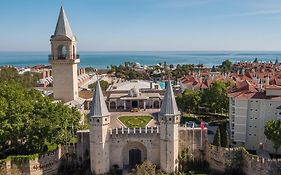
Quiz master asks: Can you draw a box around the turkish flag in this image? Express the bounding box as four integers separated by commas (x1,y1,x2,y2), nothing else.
200,122,204,130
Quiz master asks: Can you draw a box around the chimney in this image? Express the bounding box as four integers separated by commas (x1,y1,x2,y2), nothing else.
266,76,270,86
241,68,245,75
258,79,263,92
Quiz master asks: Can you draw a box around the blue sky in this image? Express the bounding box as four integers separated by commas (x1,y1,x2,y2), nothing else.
1,0,281,51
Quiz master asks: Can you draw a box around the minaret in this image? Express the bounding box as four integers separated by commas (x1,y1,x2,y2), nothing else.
159,81,180,173
49,6,80,102
89,80,110,174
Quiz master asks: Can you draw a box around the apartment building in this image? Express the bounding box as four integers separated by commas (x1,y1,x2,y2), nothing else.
228,80,281,154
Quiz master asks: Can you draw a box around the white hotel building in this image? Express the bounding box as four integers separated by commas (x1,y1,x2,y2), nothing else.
228,80,281,154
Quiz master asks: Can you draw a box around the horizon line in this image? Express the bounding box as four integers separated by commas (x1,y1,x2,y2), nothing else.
1,50,281,52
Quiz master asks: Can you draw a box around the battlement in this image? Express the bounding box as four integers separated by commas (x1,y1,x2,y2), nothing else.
109,126,160,136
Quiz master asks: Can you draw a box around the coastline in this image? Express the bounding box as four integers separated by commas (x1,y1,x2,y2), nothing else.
1,51,281,68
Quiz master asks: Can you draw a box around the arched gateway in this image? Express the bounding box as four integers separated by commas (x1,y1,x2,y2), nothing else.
122,142,147,168
88,80,180,174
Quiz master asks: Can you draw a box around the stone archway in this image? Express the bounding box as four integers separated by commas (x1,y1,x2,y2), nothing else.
129,148,141,168
154,101,160,108
132,100,138,108
110,101,116,110
122,142,147,169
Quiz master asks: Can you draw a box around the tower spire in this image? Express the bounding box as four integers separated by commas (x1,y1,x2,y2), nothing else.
89,80,110,117
53,6,74,39
160,80,180,116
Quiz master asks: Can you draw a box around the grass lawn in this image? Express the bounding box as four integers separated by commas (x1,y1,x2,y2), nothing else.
118,115,152,128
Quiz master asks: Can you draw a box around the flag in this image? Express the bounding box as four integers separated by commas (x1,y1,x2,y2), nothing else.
200,122,204,130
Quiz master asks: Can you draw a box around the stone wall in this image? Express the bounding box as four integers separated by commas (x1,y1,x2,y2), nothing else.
179,127,207,159
205,144,281,175
0,148,62,175
109,128,160,169
76,127,209,171
76,130,90,163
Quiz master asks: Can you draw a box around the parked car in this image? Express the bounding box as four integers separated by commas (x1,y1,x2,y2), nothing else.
131,108,140,112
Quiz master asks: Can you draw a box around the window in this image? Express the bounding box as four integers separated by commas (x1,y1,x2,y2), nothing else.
57,45,68,59
97,119,100,123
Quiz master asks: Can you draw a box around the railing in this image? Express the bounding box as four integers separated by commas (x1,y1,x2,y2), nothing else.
109,126,160,135
48,54,80,60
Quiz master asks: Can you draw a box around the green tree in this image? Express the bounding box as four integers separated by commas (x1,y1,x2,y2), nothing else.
88,80,109,91
176,90,202,113
221,59,232,73
220,122,228,147
213,128,221,146
253,58,258,63
0,81,81,157
264,119,281,154
129,160,166,175
0,67,41,88
85,67,94,73
202,80,229,114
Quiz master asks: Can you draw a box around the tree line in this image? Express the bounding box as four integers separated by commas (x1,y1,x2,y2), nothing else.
176,80,231,114
0,68,81,159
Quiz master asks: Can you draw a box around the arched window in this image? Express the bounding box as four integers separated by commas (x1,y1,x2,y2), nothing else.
73,45,76,57
57,45,68,59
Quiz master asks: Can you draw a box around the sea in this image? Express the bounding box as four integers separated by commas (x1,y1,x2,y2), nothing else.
1,51,281,69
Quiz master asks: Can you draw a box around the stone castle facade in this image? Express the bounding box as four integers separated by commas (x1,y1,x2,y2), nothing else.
87,80,181,174
50,6,206,175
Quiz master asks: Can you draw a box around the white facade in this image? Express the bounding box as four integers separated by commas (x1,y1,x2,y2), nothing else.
229,89,281,154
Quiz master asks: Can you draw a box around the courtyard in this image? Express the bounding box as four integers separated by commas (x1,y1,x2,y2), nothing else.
109,109,159,128
118,115,152,128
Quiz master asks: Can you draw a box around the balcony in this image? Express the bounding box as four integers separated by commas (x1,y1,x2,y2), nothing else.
48,54,80,64
48,54,80,61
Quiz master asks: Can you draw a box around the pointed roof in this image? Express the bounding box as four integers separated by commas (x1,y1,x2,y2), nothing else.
89,80,110,118
275,58,279,65
53,6,74,39
159,81,180,116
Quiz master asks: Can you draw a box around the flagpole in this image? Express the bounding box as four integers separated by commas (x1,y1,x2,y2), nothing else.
192,123,194,160
200,127,202,150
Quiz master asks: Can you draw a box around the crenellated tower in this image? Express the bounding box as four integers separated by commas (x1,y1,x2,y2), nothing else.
89,80,110,174
159,81,181,173
49,6,80,102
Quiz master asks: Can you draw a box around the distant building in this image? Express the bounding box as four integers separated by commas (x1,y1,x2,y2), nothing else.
228,80,281,154
106,79,164,110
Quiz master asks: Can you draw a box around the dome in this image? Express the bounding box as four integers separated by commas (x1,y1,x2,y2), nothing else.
129,87,140,97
